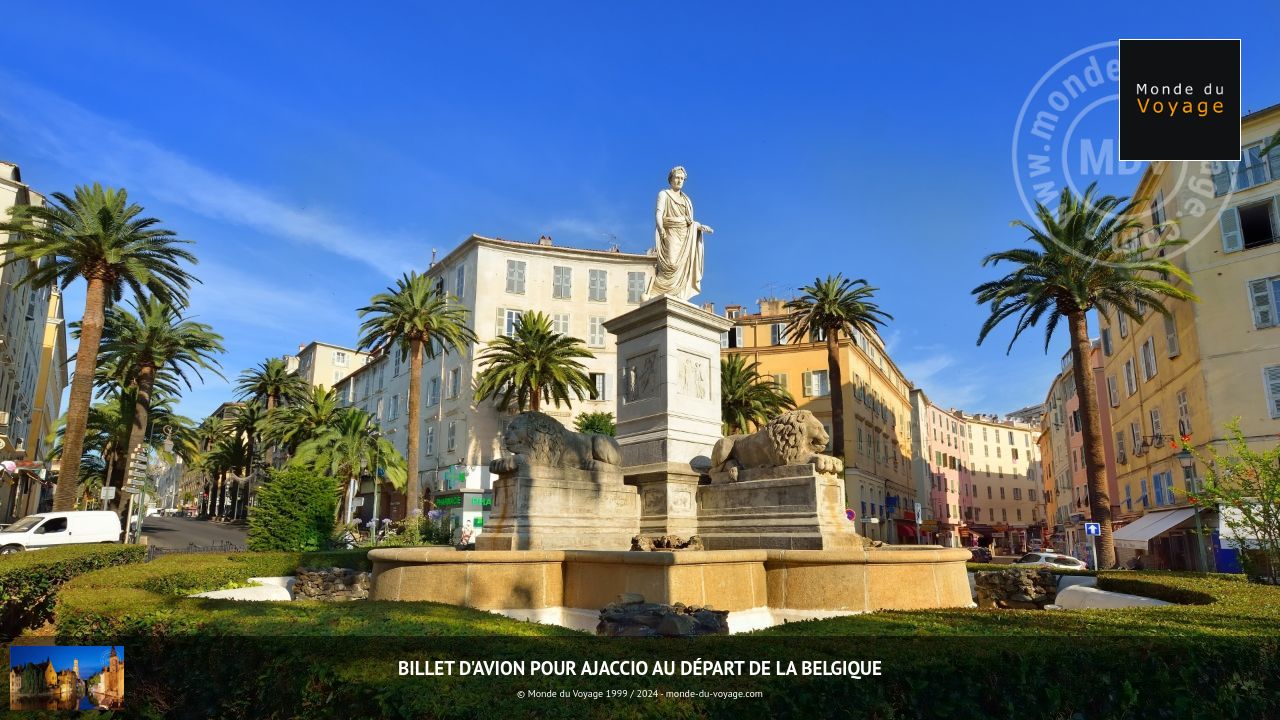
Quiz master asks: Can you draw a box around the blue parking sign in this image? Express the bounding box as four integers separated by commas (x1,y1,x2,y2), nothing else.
1085,522,1101,536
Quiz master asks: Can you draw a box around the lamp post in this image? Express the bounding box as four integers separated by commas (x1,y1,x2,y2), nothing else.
1178,447,1208,573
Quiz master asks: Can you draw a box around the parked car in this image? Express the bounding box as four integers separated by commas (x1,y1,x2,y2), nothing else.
969,547,993,563
1012,552,1088,570
0,511,123,553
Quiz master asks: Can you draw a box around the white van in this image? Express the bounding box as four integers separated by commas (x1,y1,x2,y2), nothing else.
0,511,123,553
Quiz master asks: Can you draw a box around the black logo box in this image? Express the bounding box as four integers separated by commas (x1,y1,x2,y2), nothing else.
1119,39,1241,162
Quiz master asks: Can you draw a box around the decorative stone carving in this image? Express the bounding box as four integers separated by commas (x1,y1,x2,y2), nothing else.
677,351,708,399
630,534,704,551
489,411,623,474
597,594,729,637
710,410,844,482
623,351,659,402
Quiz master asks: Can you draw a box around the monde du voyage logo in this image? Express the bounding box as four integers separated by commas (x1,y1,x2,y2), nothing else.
1119,39,1240,161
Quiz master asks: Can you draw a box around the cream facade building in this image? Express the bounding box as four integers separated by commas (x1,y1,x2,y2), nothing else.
1096,103,1280,570
333,234,656,523
720,299,915,543
0,162,63,522
286,341,368,390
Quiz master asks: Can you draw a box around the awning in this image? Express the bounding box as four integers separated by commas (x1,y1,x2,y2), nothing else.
897,522,917,538
1112,508,1197,549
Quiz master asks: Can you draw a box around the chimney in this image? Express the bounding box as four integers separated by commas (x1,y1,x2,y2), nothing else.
701,302,715,314
429,248,438,267
538,235,553,246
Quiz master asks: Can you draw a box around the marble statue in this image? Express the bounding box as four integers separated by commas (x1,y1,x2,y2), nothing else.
710,410,845,481
489,411,623,474
646,166,714,302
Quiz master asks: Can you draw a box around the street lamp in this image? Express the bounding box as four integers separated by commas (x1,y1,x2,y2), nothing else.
1178,447,1208,573
369,429,382,546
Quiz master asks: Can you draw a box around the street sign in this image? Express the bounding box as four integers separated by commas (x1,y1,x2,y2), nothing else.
352,496,365,507
914,502,922,520
1085,522,1101,536
100,487,117,501
123,487,141,495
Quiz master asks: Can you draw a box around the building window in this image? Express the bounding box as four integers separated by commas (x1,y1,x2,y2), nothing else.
1124,484,1132,511
589,316,606,348
1130,422,1141,453
1116,431,1127,462
627,272,646,303
770,323,787,345
1248,276,1280,328
505,260,526,294
589,372,608,401
454,265,466,298
1163,314,1180,357
802,370,830,397
1100,327,1113,356
1106,375,1119,407
1154,472,1166,506
809,327,826,343
1000,487,1005,500
553,266,572,298
1117,313,1129,338
987,486,992,499
588,269,607,301
428,377,440,406
448,367,461,399
553,313,570,336
425,426,436,456
1140,337,1158,381
496,308,523,337
1176,390,1191,435
1213,143,1279,196
1012,448,1019,461
389,394,399,420
447,421,457,452
1266,365,1280,419
1029,489,1036,501
1002,508,1008,522
1220,196,1280,253
773,373,788,392
333,351,348,366
1123,358,1138,396
1013,488,1022,501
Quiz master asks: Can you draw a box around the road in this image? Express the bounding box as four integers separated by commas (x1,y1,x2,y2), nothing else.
141,515,247,550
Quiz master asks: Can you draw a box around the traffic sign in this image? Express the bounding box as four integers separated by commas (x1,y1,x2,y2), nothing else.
123,487,142,495
100,487,117,501
1085,522,1101,536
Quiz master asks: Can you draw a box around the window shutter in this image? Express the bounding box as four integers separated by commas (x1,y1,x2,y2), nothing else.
1249,279,1275,328
1212,161,1232,195
1164,314,1180,357
802,371,812,397
1107,376,1119,407
1269,147,1280,184
1154,475,1165,505
1220,208,1243,253
1266,366,1280,419
495,308,506,337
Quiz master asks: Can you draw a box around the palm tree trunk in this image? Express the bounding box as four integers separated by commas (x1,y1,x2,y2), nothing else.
1068,309,1115,568
406,339,423,517
825,331,845,459
529,383,541,413
54,277,108,511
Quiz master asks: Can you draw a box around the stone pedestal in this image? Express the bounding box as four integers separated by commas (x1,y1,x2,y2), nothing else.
696,464,863,550
475,465,639,551
604,298,733,535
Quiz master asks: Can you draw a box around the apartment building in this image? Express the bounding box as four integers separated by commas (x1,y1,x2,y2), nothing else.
960,412,1044,555
720,299,916,543
333,234,656,524
1098,103,1280,570
0,163,64,521
910,390,968,547
286,341,369,390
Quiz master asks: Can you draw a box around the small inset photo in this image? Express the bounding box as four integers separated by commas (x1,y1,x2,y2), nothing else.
8,645,124,711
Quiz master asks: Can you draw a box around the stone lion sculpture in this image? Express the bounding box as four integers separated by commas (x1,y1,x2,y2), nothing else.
489,411,623,474
710,410,844,481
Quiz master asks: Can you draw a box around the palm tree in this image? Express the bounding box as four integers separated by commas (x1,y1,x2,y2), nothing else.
263,386,342,456
973,183,1197,569
227,401,267,475
720,355,797,435
474,311,595,413
292,408,407,524
784,275,893,460
1,184,197,510
236,358,307,412
357,271,474,517
96,297,223,507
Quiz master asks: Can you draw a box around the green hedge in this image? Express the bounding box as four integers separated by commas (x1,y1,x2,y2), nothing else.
248,466,339,551
966,561,1097,576
45,560,1280,719
0,543,145,640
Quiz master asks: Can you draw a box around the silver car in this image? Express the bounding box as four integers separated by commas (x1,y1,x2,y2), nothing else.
1012,552,1089,570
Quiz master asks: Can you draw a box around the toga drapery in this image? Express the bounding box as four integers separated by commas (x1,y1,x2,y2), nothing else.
647,188,704,302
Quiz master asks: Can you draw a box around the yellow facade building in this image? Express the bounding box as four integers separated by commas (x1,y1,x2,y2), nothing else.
1097,103,1280,570
720,299,915,542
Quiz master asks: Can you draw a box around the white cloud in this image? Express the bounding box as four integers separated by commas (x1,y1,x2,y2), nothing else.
187,261,353,336
0,76,415,277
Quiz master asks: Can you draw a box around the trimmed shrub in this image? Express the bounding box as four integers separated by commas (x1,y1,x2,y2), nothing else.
0,543,145,640
248,467,339,551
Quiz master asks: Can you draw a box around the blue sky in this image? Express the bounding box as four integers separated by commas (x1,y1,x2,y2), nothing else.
2,3,1278,421
9,645,121,678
